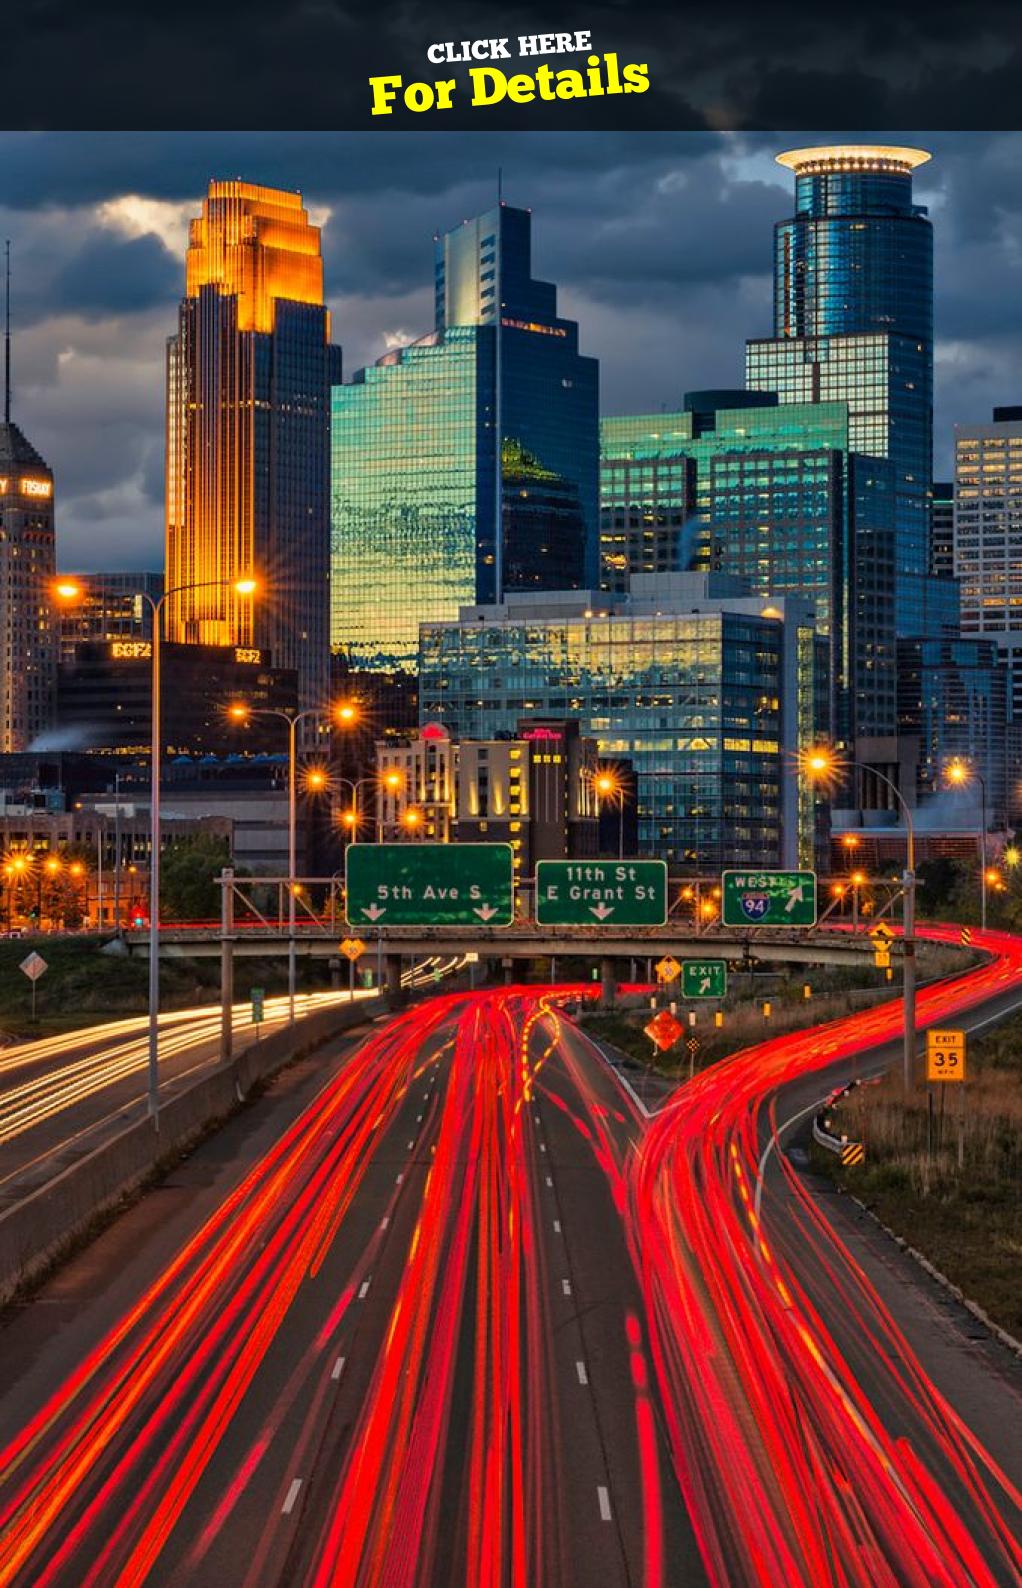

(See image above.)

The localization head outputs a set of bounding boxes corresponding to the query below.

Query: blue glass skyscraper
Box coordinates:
[331,204,598,672]
[746,145,957,641]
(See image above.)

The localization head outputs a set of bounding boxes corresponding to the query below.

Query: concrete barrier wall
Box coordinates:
[0,995,381,1308]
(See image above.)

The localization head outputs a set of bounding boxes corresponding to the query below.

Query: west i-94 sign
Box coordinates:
[721,870,817,928]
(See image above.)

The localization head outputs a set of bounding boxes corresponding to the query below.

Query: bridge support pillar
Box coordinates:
[220,866,234,1063]
[600,956,616,1009]
[385,952,406,1007]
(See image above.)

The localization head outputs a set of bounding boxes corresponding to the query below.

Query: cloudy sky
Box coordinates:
[1,130,1018,572]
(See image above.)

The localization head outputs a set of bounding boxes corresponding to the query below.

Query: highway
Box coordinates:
[0,988,700,1587]
[0,933,1018,1583]
[0,959,459,1200]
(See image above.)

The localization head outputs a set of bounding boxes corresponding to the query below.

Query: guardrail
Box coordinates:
[812,1080,867,1167]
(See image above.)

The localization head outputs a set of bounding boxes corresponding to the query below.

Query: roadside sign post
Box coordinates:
[345,844,514,928]
[534,859,667,926]
[926,1029,966,1083]
[721,870,817,928]
[19,951,47,1022]
[644,1009,683,1053]
[680,960,727,1000]
[340,936,367,1002]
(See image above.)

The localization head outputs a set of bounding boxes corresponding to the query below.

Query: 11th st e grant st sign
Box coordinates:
[534,860,667,926]
[345,843,514,927]
[721,869,817,928]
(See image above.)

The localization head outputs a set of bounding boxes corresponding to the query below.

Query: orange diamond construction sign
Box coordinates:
[644,1009,683,1052]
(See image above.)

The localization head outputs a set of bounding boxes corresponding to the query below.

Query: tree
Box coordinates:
[159,834,232,923]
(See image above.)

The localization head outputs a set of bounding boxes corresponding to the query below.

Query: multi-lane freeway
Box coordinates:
[0,929,1018,1585]
[0,958,461,1202]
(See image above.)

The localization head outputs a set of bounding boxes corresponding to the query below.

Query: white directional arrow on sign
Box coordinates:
[699,975,711,994]
[474,904,498,922]
[589,902,615,921]
[784,883,805,914]
[362,903,386,921]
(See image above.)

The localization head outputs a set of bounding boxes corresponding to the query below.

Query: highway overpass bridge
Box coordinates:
[123,923,887,971]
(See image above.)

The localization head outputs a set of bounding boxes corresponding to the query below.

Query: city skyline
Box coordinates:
[1,129,1020,568]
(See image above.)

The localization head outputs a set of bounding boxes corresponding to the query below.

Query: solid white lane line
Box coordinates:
[575,1360,588,1385]
[597,1486,612,1522]
[282,1479,303,1515]
[332,1356,346,1380]
[358,1279,371,1300]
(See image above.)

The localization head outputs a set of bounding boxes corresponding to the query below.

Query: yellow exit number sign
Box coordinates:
[926,1028,966,1082]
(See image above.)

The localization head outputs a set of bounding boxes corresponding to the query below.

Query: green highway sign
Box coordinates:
[534,859,667,926]
[681,960,727,999]
[345,843,514,928]
[721,869,817,928]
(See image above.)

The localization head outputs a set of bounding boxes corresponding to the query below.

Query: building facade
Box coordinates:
[419,574,823,870]
[954,410,1022,720]
[56,640,298,756]
[601,393,896,750]
[931,480,954,581]
[330,203,598,673]
[0,423,56,751]
[897,636,1010,829]
[58,572,163,667]
[372,721,598,881]
[165,181,342,717]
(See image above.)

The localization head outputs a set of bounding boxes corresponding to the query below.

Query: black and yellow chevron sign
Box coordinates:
[960,926,973,946]
[840,1141,865,1167]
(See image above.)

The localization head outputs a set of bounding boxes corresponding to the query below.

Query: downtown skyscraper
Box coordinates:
[746,145,956,644]
[330,202,598,672]
[165,182,342,715]
[0,251,56,752]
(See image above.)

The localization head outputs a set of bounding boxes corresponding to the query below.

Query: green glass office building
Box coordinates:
[419,574,824,869]
[600,393,896,747]
[331,204,598,672]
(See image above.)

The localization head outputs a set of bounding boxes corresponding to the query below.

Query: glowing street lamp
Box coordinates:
[592,766,626,859]
[945,759,991,930]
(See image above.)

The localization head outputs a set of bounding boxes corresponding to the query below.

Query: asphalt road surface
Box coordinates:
[0,926,1019,1586]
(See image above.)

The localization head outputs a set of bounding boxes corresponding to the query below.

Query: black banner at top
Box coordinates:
[5,0,1022,129]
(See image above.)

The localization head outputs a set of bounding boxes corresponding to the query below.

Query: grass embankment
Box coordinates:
[0,936,338,1040]
[580,942,970,1081]
[820,1013,1022,1336]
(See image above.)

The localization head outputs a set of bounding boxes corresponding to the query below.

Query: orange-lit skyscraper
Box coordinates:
[165,181,342,715]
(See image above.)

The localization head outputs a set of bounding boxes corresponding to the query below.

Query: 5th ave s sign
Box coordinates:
[345,843,514,927]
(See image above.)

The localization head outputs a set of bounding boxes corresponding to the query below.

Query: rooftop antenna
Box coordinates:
[4,240,10,425]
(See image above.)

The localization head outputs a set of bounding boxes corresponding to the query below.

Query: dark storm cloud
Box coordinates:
[50,233,180,318]
[0,130,1018,568]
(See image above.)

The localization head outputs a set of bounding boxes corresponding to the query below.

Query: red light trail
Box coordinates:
[0,928,1017,1585]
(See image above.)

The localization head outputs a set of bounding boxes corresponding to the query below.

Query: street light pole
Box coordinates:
[143,576,256,1123]
[978,771,988,932]
[860,764,917,1094]
[807,752,916,1092]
